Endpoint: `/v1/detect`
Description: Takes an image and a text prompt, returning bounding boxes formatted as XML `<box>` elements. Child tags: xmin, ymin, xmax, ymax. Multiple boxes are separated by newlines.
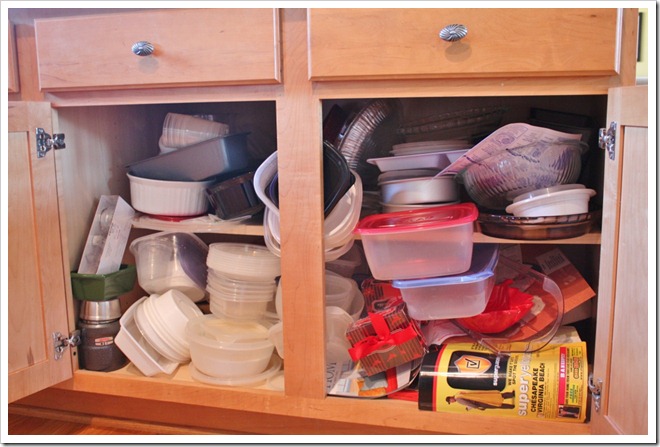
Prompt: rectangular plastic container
<box><xmin>126</xmin><ymin>132</ymin><xmax>253</xmax><ymax>181</ymax></box>
<box><xmin>353</xmin><ymin>203</ymin><xmax>478</xmax><ymax>280</ymax></box>
<box><xmin>392</xmin><ymin>243</ymin><xmax>499</xmax><ymax>320</ymax></box>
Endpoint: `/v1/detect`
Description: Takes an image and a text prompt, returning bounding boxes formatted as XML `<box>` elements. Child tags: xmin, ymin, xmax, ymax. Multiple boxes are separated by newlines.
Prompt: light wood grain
<box><xmin>8</xmin><ymin>22</ymin><xmax>20</xmax><ymax>92</ymax></box>
<box><xmin>34</xmin><ymin>9</ymin><xmax>281</xmax><ymax>91</ymax></box>
<box><xmin>591</xmin><ymin>86</ymin><xmax>649</xmax><ymax>435</ymax></box>
<box><xmin>8</xmin><ymin>102</ymin><xmax>73</xmax><ymax>402</ymax></box>
<box><xmin>309</xmin><ymin>9</ymin><xmax>619</xmax><ymax>81</ymax></box>
<box><xmin>7</xmin><ymin>6</ymin><xmax>644</xmax><ymax>436</ymax></box>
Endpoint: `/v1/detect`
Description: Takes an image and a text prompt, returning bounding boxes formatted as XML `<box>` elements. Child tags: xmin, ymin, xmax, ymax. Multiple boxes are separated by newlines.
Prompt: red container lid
<box><xmin>354</xmin><ymin>202</ymin><xmax>478</xmax><ymax>235</ymax></box>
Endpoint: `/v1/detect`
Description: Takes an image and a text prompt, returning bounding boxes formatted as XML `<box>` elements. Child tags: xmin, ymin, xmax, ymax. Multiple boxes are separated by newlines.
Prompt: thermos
<box><xmin>78</xmin><ymin>299</ymin><xmax>127</xmax><ymax>372</ymax></box>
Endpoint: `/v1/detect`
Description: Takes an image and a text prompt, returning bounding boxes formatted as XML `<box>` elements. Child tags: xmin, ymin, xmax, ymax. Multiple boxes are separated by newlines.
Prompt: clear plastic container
<box><xmin>186</xmin><ymin>315</ymin><xmax>274</xmax><ymax>378</ymax></box>
<box><xmin>354</xmin><ymin>203</ymin><xmax>478</xmax><ymax>280</ymax></box>
<box><xmin>392</xmin><ymin>244</ymin><xmax>500</xmax><ymax>320</ymax></box>
<box><xmin>130</xmin><ymin>232</ymin><xmax>209</xmax><ymax>302</ymax></box>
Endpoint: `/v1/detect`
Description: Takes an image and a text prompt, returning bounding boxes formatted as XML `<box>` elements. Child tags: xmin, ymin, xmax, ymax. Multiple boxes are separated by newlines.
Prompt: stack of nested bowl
<box><xmin>254</xmin><ymin>147</ymin><xmax>363</xmax><ymax>262</ymax></box>
<box><xmin>205</xmin><ymin>243</ymin><xmax>280</xmax><ymax>322</ymax></box>
<box><xmin>185</xmin><ymin>314</ymin><xmax>281</xmax><ymax>387</ymax></box>
<box><xmin>367</xmin><ymin>140</ymin><xmax>470</xmax><ymax>213</ymax></box>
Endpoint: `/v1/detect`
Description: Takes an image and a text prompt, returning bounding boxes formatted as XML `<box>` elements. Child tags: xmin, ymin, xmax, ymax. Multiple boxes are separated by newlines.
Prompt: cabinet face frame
<box><xmin>6</xmin><ymin>6</ymin><xmax>647</xmax><ymax>436</ymax></box>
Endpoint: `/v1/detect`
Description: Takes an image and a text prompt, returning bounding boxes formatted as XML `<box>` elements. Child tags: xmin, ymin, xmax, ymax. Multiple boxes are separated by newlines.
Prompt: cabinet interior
<box><xmin>55</xmin><ymin>93</ymin><xmax>606</xmax><ymax>389</ymax></box>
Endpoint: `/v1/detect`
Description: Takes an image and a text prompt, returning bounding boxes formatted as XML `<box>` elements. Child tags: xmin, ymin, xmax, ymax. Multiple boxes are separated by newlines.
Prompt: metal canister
<box><xmin>78</xmin><ymin>299</ymin><xmax>127</xmax><ymax>372</ymax></box>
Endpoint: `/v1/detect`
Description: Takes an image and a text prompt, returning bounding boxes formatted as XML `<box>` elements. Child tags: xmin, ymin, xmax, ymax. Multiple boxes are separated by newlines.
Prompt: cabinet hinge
<box><xmin>52</xmin><ymin>330</ymin><xmax>81</xmax><ymax>360</ymax></box>
<box><xmin>36</xmin><ymin>128</ymin><xmax>65</xmax><ymax>158</ymax></box>
<box><xmin>588</xmin><ymin>373</ymin><xmax>603</xmax><ymax>413</ymax></box>
<box><xmin>598</xmin><ymin>121</ymin><xmax>617</xmax><ymax>161</ymax></box>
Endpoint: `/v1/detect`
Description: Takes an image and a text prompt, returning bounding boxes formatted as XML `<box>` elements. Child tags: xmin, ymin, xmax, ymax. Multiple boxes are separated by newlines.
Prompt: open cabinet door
<box><xmin>591</xmin><ymin>86</ymin><xmax>651</xmax><ymax>435</ymax></box>
<box><xmin>7</xmin><ymin>102</ymin><xmax>73</xmax><ymax>403</ymax></box>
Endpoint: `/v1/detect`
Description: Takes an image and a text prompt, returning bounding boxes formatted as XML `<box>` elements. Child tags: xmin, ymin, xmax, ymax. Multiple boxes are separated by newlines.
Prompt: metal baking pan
<box><xmin>126</xmin><ymin>132</ymin><xmax>254</xmax><ymax>182</ymax></box>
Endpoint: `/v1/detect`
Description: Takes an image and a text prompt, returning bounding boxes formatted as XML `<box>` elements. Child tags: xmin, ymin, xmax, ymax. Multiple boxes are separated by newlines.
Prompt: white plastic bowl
<box><xmin>186</xmin><ymin>315</ymin><xmax>274</xmax><ymax>378</ymax></box>
<box><xmin>379</xmin><ymin>174</ymin><xmax>460</xmax><ymax>205</ymax></box>
<box><xmin>207</xmin><ymin>243</ymin><xmax>281</xmax><ymax>281</ymax></box>
<box><xmin>505</xmin><ymin>186</ymin><xmax>596</xmax><ymax>217</ymax></box>
<box><xmin>161</xmin><ymin>112</ymin><xmax>230</xmax><ymax>149</ymax></box>
<box><xmin>127</xmin><ymin>173</ymin><xmax>214</xmax><ymax>217</ymax></box>
<box><xmin>142</xmin><ymin>290</ymin><xmax>203</xmax><ymax>362</ymax></box>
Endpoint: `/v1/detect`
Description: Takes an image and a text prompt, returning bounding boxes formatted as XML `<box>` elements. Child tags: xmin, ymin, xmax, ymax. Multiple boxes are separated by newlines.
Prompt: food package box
<box><xmin>500</xmin><ymin>245</ymin><xmax>596</xmax><ymax>317</ymax></box>
<box><xmin>78</xmin><ymin>196</ymin><xmax>135</xmax><ymax>275</ymax></box>
<box><xmin>418</xmin><ymin>340</ymin><xmax>588</xmax><ymax>422</ymax></box>
<box><xmin>346</xmin><ymin>301</ymin><xmax>426</xmax><ymax>377</ymax></box>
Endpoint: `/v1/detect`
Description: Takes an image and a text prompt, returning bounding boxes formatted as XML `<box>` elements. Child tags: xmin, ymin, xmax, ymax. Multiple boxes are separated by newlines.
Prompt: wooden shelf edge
<box><xmin>40</xmin><ymin>369</ymin><xmax>593</xmax><ymax>435</ymax></box>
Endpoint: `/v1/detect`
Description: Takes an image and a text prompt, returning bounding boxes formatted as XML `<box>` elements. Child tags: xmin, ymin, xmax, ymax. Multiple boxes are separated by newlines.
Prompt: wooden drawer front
<box><xmin>35</xmin><ymin>9</ymin><xmax>280</xmax><ymax>90</ymax></box>
<box><xmin>308</xmin><ymin>8</ymin><xmax>620</xmax><ymax>81</ymax></box>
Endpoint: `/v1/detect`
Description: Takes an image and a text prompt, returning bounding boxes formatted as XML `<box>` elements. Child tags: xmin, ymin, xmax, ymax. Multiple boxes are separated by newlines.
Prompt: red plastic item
<box><xmin>456</xmin><ymin>279</ymin><xmax>534</xmax><ymax>334</ymax></box>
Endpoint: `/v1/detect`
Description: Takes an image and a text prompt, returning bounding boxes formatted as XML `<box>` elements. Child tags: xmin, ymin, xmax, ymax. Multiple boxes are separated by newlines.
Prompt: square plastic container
<box><xmin>353</xmin><ymin>203</ymin><xmax>478</xmax><ymax>280</ymax></box>
<box><xmin>392</xmin><ymin>244</ymin><xmax>500</xmax><ymax>320</ymax></box>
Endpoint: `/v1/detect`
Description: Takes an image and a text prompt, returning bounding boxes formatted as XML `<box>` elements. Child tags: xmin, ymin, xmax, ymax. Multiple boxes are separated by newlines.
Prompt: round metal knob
<box><xmin>131</xmin><ymin>41</ymin><xmax>154</xmax><ymax>56</ymax></box>
<box><xmin>439</xmin><ymin>24</ymin><xmax>468</xmax><ymax>42</ymax></box>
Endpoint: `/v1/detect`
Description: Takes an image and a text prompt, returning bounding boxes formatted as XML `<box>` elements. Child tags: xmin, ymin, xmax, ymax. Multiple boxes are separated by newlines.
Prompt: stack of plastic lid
<box><xmin>206</xmin><ymin>243</ymin><xmax>280</xmax><ymax>322</ymax></box>
<box><xmin>115</xmin><ymin>289</ymin><xmax>204</xmax><ymax>376</ymax></box>
<box><xmin>254</xmin><ymin>151</ymin><xmax>363</xmax><ymax>262</ymax></box>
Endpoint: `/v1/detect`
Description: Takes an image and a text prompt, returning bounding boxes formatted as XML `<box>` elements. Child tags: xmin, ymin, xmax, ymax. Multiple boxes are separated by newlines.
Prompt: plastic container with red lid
<box><xmin>354</xmin><ymin>202</ymin><xmax>478</xmax><ymax>280</ymax></box>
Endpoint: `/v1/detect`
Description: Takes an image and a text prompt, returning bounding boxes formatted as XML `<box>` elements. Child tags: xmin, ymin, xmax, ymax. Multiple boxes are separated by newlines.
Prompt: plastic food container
<box><xmin>379</xmin><ymin>174</ymin><xmax>460</xmax><ymax>205</ymax></box>
<box><xmin>115</xmin><ymin>296</ymin><xmax>179</xmax><ymax>376</ymax></box>
<box><xmin>127</xmin><ymin>174</ymin><xmax>214</xmax><ymax>218</ymax></box>
<box><xmin>207</xmin><ymin>274</ymin><xmax>276</xmax><ymax>321</ymax></box>
<box><xmin>381</xmin><ymin>200</ymin><xmax>459</xmax><ymax>214</ymax></box>
<box><xmin>126</xmin><ymin>132</ymin><xmax>252</xmax><ymax>182</ymax></box>
<box><xmin>453</xmin><ymin>255</ymin><xmax>564</xmax><ymax>354</ymax></box>
<box><xmin>392</xmin><ymin>244</ymin><xmax>500</xmax><ymax>320</ymax></box>
<box><xmin>135</xmin><ymin>290</ymin><xmax>204</xmax><ymax>363</ymax></box>
<box><xmin>505</xmin><ymin>184</ymin><xmax>596</xmax><ymax>217</ymax></box>
<box><xmin>207</xmin><ymin>243</ymin><xmax>281</xmax><ymax>282</ymax></box>
<box><xmin>206</xmin><ymin>171</ymin><xmax>264</xmax><ymax>220</ymax></box>
<box><xmin>354</xmin><ymin>203</ymin><xmax>478</xmax><ymax>280</ymax></box>
<box><xmin>186</xmin><ymin>315</ymin><xmax>275</xmax><ymax>378</ymax></box>
<box><xmin>130</xmin><ymin>232</ymin><xmax>209</xmax><ymax>302</ymax></box>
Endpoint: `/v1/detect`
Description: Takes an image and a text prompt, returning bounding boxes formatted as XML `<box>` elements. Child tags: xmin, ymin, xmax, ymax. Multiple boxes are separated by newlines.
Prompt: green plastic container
<box><xmin>71</xmin><ymin>264</ymin><xmax>137</xmax><ymax>301</ymax></box>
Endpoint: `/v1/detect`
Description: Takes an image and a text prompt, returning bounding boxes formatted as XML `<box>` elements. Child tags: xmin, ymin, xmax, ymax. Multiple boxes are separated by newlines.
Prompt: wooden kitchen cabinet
<box><xmin>33</xmin><ymin>9</ymin><xmax>281</xmax><ymax>91</ymax></box>
<box><xmin>8</xmin><ymin>21</ymin><xmax>19</xmax><ymax>92</ymax></box>
<box><xmin>6</xmin><ymin>7</ymin><xmax>651</xmax><ymax>437</ymax></box>
<box><xmin>308</xmin><ymin>9</ymin><xmax>620</xmax><ymax>81</ymax></box>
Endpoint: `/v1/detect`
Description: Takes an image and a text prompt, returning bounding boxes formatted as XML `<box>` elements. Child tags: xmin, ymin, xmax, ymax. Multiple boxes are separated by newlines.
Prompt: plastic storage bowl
<box><xmin>505</xmin><ymin>184</ymin><xmax>596</xmax><ymax>217</ymax></box>
<box><xmin>354</xmin><ymin>203</ymin><xmax>478</xmax><ymax>280</ymax></box>
<box><xmin>127</xmin><ymin>173</ymin><xmax>214</xmax><ymax>218</ymax></box>
<box><xmin>160</xmin><ymin>112</ymin><xmax>230</xmax><ymax>149</ymax></box>
<box><xmin>186</xmin><ymin>315</ymin><xmax>275</xmax><ymax>378</ymax></box>
<box><xmin>207</xmin><ymin>242</ymin><xmax>281</xmax><ymax>282</ymax></box>
<box><xmin>379</xmin><ymin>174</ymin><xmax>460</xmax><ymax>205</ymax></box>
<box><xmin>392</xmin><ymin>244</ymin><xmax>500</xmax><ymax>320</ymax></box>
<box><xmin>458</xmin><ymin>139</ymin><xmax>587</xmax><ymax>210</ymax></box>
<box><xmin>207</xmin><ymin>273</ymin><xmax>276</xmax><ymax>321</ymax></box>
<box><xmin>130</xmin><ymin>232</ymin><xmax>209</xmax><ymax>302</ymax></box>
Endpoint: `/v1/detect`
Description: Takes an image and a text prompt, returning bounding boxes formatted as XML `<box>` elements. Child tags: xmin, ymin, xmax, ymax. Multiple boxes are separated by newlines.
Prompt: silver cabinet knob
<box><xmin>439</xmin><ymin>24</ymin><xmax>468</xmax><ymax>42</ymax></box>
<box><xmin>131</xmin><ymin>41</ymin><xmax>154</xmax><ymax>56</ymax></box>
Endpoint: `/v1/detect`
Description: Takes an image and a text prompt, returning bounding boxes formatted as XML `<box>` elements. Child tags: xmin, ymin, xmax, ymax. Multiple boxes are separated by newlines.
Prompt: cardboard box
<box><xmin>500</xmin><ymin>245</ymin><xmax>596</xmax><ymax>317</ymax></box>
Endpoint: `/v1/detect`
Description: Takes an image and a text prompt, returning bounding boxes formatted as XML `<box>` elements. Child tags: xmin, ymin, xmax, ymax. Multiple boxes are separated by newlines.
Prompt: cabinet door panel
<box><xmin>8</xmin><ymin>102</ymin><xmax>72</xmax><ymax>403</ymax></box>
<box><xmin>35</xmin><ymin>9</ymin><xmax>281</xmax><ymax>91</ymax></box>
<box><xmin>591</xmin><ymin>86</ymin><xmax>649</xmax><ymax>435</ymax></box>
<box><xmin>308</xmin><ymin>8</ymin><xmax>620</xmax><ymax>81</ymax></box>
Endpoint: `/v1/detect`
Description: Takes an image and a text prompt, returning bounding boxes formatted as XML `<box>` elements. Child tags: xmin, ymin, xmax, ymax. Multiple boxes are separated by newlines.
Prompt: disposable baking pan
<box><xmin>126</xmin><ymin>132</ymin><xmax>253</xmax><ymax>181</ymax></box>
